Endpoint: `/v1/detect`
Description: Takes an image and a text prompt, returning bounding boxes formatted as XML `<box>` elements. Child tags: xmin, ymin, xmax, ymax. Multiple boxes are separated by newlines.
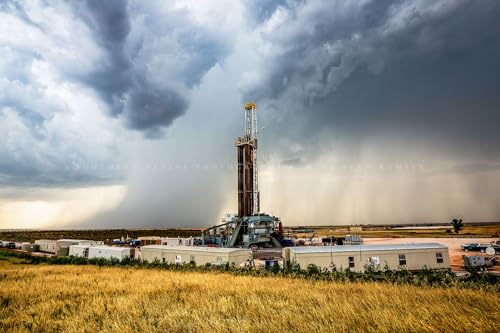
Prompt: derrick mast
<box><xmin>235</xmin><ymin>102</ymin><xmax>259</xmax><ymax>217</ymax></box>
<box><xmin>202</xmin><ymin>102</ymin><xmax>281</xmax><ymax>248</ymax></box>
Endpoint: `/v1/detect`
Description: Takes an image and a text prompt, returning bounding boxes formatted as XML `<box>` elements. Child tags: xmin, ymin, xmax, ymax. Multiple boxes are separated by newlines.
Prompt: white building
<box><xmin>35</xmin><ymin>239</ymin><xmax>57</xmax><ymax>253</ymax></box>
<box><xmin>141</xmin><ymin>245</ymin><xmax>252</xmax><ymax>267</ymax></box>
<box><xmin>88</xmin><ymin>246</ymin><xmax>133</xmax><ymax>260</ymax></box>
<box><xmin>69</xmin><ymin>245</ymin><xmax>91</xmax><ymax>258</ymax></box>
<box><xmin>283</xmin><ymin>243</ymin><xmax>450</xmax><ymax>272</ymax></box>
<box><xmin>160</xmin><ymin>237</ymin><xmax>195</xmax><ymax>246</ymax></box>
<box><xmin>35</xmin><ymin>239</ymin><xmax>102</xmax><ymax>254</ymax></box>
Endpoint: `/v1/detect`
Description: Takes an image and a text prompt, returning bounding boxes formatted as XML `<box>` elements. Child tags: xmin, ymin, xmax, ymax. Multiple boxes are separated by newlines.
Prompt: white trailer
<box><xmin>160</xmin><ymin>237</ymin><xmax>194</xmax><ymax>246</ymax></box>
<box><xmin>141</xmin><ymin>245</ymin><xmax>252</xmax><ymax>267</ymax></box>
<box><xmin>88</xmin><ymin>246</ymin><xmax>133</xmax><ymax>260</ymax></box>
<box><xmin>69</xmin><ymin>245</ymin><xmax>90</xmax><ymax>258</ymax></box>
<box><xmin>35</xmin><ymin>239</ymin><xmax>57</xmax><ymax>253</ymax></box>
<box><xmin>283</xmin><ymin>243</ymin><xmax>450</xmax><ymax>272</ymax></box>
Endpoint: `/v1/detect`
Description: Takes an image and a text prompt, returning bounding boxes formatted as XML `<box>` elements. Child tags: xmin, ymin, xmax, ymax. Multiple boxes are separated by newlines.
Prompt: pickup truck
<box><xmin>461</xmin><ymin>243</ymin><xmax>489</xmax><ymax>252</ymax></box>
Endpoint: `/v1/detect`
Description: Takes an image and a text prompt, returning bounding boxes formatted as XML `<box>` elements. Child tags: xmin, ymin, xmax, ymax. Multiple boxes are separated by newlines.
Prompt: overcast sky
<box><xmin>1</xmin><ymin>0</ymin><xmax>499</xmax><ymax>229</ymax></box>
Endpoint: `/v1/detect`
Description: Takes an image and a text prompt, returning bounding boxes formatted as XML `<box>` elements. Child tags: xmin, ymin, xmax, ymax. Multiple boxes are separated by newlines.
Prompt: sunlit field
<box><xmin>0</xmin><ymin>261</ymin><xmax>498</xmax><ymax>333</ymax></box>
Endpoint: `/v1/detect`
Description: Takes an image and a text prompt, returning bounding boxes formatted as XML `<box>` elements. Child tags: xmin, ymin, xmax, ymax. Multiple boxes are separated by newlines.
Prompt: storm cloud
<box><xmin>0</xmin><ymin>0</ymin><xmax>228</xmax><ymax>186</ymax></box>
<box><xmin>72</xmin><ymin>0</ymin><xmax>224</xmax><ymax>136</ymax></box>
<box><xmin>244</xmin><ymin>0</ymin><xmax>500</xmax><ymax>163</ymax></box>
<box><xmin>1</xmin><ymin>0</ymin><xmax>499</xmax><ymax>227</ymax></box>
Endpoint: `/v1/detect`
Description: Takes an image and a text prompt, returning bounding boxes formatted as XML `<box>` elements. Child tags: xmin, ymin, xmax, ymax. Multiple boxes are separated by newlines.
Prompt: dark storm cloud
<box><xmin>0</xmin><ymin>0</ymin><xmax>229</xmax><ymax>188</ymax></box>
<box><xmin>70</xmin><ymin>0</ymin><xmax>189</xmax><ymax>135</ymax></box>
<box><xmin>74</xmin><ymin>0</ymin><xmax>133</xmax><ymax>115</ymax></box>
<box><xmin>124</xmin><ymin>81</ymin><xmax>187</xmax><ymax>137</ymax></box>
<box><xmin>247</xmin><ymin>0</ymin><xmax>500</xmax><ymax>164</ymax></box>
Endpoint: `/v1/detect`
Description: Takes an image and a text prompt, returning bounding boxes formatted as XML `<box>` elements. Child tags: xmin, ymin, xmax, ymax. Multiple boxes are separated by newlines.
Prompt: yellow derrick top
<box><xmin>244</xmin><ymin>102</ymin><xmax>256</xmax><ymax>110</ymax></box>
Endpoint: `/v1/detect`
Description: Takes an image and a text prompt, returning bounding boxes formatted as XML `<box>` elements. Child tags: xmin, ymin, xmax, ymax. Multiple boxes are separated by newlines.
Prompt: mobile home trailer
<box><xmin>283</xmin><ymin>243</ymin><xmax>450</xmax><ymax>272</ymax></box>
<box><xmin>35</xmin><ymin>240</ymin><xmax>57</xmax><ymax>253</ymax></box>
<box><xmin>141</xmin><ymin>245</ymin><xmax>252</xmax><ymax>267</ymax></box>
<box><xmin>35</xmin><ymin>239</ymin><xmax>101</xmax><ymax>254</ymax></box>
<box><xmin>69</xmin><ymin>245</ymin><xmax>90</xmax><ymax>258</ymax></box>
<box><xmin>160</xmin><ymin>237</ymin><xmax>195</xmax><ymax>246</ymax></box>
<box><xmin>88</xmin><ymin>246</ymin><xmax>133</xmax><ymax>260</ymax></box>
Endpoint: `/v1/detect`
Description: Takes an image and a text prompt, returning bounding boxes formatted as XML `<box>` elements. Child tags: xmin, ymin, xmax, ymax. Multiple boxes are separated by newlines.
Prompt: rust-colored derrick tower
<box><xmin>235</xmin><ymin>102</ymin><xmax>259</xmax><ymax>217</ymax></box>
<box><xmin>202</xmin><ymin>102</ymin><xmax>281</xmax><ymax>248</ymax></box>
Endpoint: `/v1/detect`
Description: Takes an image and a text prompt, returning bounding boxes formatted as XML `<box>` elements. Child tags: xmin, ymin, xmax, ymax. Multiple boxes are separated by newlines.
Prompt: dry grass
<box><xmin>0</xmin><ymin>262</ymin><xmax>498</xmax><ymax>333</ymax></box>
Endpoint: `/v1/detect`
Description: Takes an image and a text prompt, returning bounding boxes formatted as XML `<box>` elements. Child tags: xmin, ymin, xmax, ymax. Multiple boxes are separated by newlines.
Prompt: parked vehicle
<box><xmin>7</xmin><ymin>242</ymin><xmax>16</xmax><ymax>249</ymax></box>
<box><xmin>280</xmin><ymin>239</ymin><xmax>295</xmax><ymax>247</ymax></box>
<box><xmin>461</xmin><ymin>243</ymin><xmax>488</xmax><ymax>252</ymax></box>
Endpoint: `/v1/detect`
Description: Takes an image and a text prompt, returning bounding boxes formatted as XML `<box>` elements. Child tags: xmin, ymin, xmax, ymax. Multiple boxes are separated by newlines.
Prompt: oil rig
<box><xmin>202</xmin><ymin>103</ymin><xmax>282</xmax><ymax>248</ymax></box>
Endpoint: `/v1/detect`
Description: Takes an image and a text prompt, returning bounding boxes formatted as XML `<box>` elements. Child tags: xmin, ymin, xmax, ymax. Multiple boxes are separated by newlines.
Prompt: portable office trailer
<box><xmin>35</xmin><ymin>240</ymin><xmax>57</xmax><ymax>253</ymax></box>
<box><xmin>56</xmin><ymin>239</ymin><xmax>89</xmax><ymax>251</ymax></box>
<box><xmin>283</xmin><ymin>243</ymin><xmax>450</xmax><ymax>272</ymax></box>
<box><xmin>54</xmin><ymin>239</ymin><xmax>100</xmax><ymax>255</ymax></box>
<box><xmin>141</xmin><ymin>246</ymin><xmax>252</xmax><ymax>267</ymax></box>
<box><xmin>88</xmin><ymin>246</ymin><xmax>133</xmax><ymax>260</ymax></box>
<box><xmin>69</xmin><ymin>245</ymin><xmax>90</xmax><ymax>258</ymax></box>
<box><xmin>160</xmin><ymin>237</ymin><xmax>194</xmax><ymax>246</ymax></box>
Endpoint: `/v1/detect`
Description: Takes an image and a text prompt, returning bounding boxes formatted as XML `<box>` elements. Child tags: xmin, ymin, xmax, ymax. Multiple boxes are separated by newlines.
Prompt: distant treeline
<box><xmin>0</xmin><ymin>229</ymin><xmax>201</xmax><ymax>243</ymax></box>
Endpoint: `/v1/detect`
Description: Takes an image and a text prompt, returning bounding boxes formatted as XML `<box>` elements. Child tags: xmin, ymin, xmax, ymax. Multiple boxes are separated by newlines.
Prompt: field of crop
<box><xmin>0</xmin><ymin>260</ymin><xmax>498</xmax><ymax>332</ymax></box>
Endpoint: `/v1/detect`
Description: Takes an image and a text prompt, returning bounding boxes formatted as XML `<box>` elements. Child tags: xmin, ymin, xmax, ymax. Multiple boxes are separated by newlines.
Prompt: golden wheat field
<box><xmin>0</xmin><ymin>261</ymin><xmax>499</xmax><ymax>333</ymax></box>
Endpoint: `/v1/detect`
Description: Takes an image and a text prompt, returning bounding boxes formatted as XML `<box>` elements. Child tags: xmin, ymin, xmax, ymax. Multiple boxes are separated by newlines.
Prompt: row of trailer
<box><xmin>4</xmin><ymin>237</ymin><xmax>452</xmax><ymax>271</ymax></box>
<box><xmin>137</xmin><ymin>243</ymin><xmax>450</xmax><ymax>271</ymax></box>
<box><xmin>35</xmin><ymin>239</ymin><xmax>103</xmax><ymax>256</ymax></box>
